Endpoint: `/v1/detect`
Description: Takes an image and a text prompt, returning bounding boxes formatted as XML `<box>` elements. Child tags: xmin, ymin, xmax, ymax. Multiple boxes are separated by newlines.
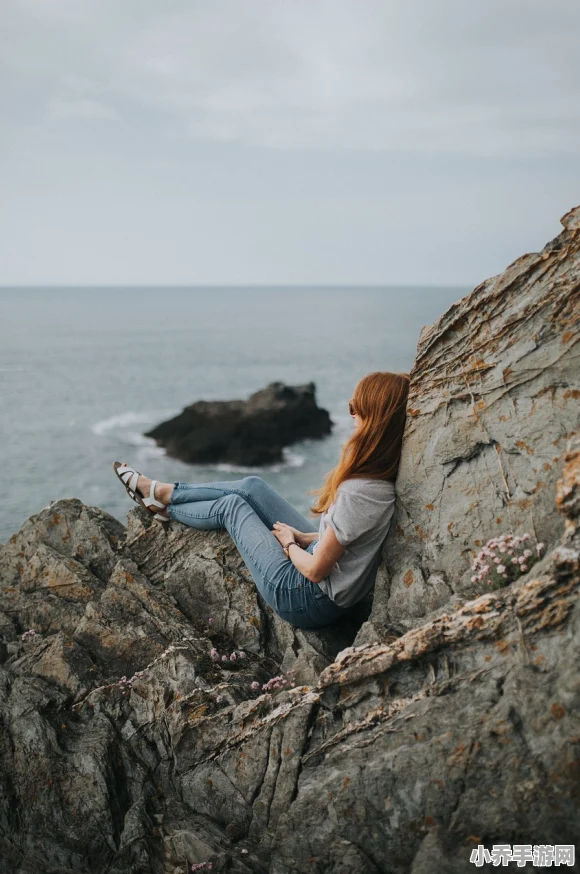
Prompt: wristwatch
<box><xmin>283</xmin><ymin>540</ymin><xmax>298</xmax><ymax>557</ymax></box>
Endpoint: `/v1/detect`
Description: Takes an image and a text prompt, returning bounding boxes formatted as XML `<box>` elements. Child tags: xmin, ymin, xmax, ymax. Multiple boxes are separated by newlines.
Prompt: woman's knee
<box><xmin>243</xmin><ymin>475</ymin><xmax>266</xmax><ymax>493</ymax></box>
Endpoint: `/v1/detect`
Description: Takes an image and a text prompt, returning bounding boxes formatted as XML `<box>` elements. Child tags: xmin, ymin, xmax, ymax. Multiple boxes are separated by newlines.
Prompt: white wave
<box><xmin>214</xmin><ymin>447</ymin><xmax>306</xmax><ymax>475</ymax></box>
<box><xmin>91</xmin><ymin>409</ymin><xmax>176</xmax><ymax>436</ymax></box>
<box><xmin>91</xmin><ymin>411</ymin><xmax>152</xmax><ymax>436</ymax></box>
<box><xmin>119</xmin><ymin>431</ymin><xmax>167</xmax><ymax>459</ymax></box>
<box><xmin>134</xmin><ymin>441</ymin><xmax>166</xmax><ymax>460</ymax></box>
<box><xmin>126</xmin><ymin>431</ymin><xmax>158</xmax><ymax>447</ymax></box>
<box><xmin>283</xmin><ymin>449</ymin><xmax>306</xmax><ymax>468</ymax></box>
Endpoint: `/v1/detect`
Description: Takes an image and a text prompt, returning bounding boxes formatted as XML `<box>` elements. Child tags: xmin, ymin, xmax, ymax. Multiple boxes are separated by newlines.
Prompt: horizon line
<box><xmin>0</xmin><ymin>282</ymin><xmax>472</xmax><ymax>290</ymax></box>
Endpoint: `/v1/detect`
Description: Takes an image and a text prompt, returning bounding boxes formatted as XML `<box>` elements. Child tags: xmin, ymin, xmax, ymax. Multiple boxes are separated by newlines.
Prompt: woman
<box><xmin>113</xmin><ymin>371</ymin><xmax>410</xmax><ymax>630</ymax></box>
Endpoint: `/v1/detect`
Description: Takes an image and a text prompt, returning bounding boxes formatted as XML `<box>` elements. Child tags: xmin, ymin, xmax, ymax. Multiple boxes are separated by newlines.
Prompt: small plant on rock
<box><xmin>471</xmin><ymin>533</ymin><xmax>545</xmax><ymax>591</ymax></box>
<box><xmin>255</xmin><ymin>669</ymin><xmax>297</xmax><ymax>694</ymax></box>
<box><xmin>210</xmin><ymin>646</ymin><xmax>247</xmax><ymax>665</ymax></box>
<box><xmin>117</xmin><ymin>669</ymin><xmax>147</xmax><ymax>695</ymax></box>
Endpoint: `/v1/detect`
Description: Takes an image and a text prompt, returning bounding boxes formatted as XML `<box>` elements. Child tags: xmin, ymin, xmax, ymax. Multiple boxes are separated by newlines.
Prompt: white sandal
<box><xmin>113</xmin><ymin>461</ymin><xmax>170</xmax><ymax>522</ymax></box>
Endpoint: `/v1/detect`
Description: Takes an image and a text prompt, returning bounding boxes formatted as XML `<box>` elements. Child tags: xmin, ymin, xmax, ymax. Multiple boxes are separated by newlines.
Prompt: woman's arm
<box><xmin>287</xmin><ymin>526</ymin><xmax>346</xmax><ymax>584</ymax></box>
<box><xmin>275</xmin><ymin>526</ymin><xmax>319</xmax><ymax>548</ymax></box>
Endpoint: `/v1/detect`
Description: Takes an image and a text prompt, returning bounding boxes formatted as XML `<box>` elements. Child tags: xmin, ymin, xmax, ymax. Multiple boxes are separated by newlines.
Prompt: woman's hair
<box><xmin>308</xmin><ymin>371</ymin><xmax>410</xmax><ymax>516</ymax></box>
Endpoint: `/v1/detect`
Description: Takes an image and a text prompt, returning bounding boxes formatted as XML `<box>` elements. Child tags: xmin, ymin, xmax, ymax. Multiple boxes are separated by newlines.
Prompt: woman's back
<box><xmin>313</xmin><ymin>477</ymin><xmax>396</xmax><ymax>607</ymax></box>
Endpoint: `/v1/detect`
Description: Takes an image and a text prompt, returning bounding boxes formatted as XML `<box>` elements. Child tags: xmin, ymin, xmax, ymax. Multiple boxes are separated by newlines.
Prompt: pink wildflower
<box><xmin>262</xmin><ymin>675</ymin><xmax>288</xmax><ymax>692</ymax></box>
<box><xmin>251</xmin><ymin>681</ymin><xmax>260</xmax><ymax>690</ymax></box>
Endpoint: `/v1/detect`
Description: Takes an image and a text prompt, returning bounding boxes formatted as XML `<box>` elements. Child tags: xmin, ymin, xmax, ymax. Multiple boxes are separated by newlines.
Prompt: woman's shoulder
<box><xmin>338</xmin><ymin>477</ymin><xmax>396</xmax><ymax>496</ymax></box>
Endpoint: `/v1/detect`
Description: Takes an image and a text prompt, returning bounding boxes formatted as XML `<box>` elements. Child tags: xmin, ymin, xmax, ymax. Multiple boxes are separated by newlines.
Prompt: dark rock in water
<box><xmin>144</xmin><ymin>380</ymin><xmax>333</xmax><ymax>466</ymax></box>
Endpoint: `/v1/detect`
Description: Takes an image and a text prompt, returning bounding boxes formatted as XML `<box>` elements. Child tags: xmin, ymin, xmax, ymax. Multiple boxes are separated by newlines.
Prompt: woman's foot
<box><xmin>133</xmin><ymin>472</ymin><xmax>173</xmax><ymax>507</ymax></box>
<box><xmin>115</xmin><ymin>462</ymin><xmax>174</xmax><ymax>520</ymax></box>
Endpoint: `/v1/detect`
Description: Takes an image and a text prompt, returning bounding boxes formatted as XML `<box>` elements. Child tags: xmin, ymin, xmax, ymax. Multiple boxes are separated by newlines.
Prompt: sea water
<box><xmin>0</xmin><ymin>286</ymin><xmax>467</xmax><ymax>542</ymax></box>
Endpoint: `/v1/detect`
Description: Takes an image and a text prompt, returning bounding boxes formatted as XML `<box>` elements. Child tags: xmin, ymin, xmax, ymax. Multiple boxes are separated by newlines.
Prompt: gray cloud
<box><xmin>1</xmin><ymin>0</ymin><xmax>579</xmax><ymax>284</ymax></box>
<box><xmin>3</xmin><ymin>0</ymin><xmax>579</xmax><ymax>154</ymax></box>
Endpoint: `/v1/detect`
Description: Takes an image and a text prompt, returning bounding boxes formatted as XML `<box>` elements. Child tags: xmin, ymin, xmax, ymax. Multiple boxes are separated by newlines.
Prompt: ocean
<box><xmin>0</xmin><ymin>286</ymin><xmax>467</xmax><ymax>543</ymax></box>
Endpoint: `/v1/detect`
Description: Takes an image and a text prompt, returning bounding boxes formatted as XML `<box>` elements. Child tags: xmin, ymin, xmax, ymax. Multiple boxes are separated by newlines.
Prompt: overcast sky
<box><xmin>1</xmin><ymin>0</ymin><xmax>579</xmax><ymax>286</ymax></box>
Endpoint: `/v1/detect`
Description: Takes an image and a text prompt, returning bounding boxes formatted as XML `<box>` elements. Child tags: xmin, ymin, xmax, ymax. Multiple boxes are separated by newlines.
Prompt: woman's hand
<box><xmin>272</xmin><ymin>522</ymin><xmax>305</xmax><ymax>549</ymax></box>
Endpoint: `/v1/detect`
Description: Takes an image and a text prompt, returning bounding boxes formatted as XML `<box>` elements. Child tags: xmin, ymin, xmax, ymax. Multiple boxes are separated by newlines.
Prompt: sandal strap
<box><xmin>124</xmin><ymin>471</ymin><xmax>139</xmax><ymax>493</ymax></box>
<box><xmin>116</xmin><ymin>464</ymin><xmax>141</xmax><ymax>498</ymax></box>
<box><xmin>142</xmin><ymin>479</ymin><xmax>166</xmax><ymax>510</ymax></box>
<box><xmin>115</xmin><ymin>463</ymin><xmax>167</xmax><ymax>516</ymax></box>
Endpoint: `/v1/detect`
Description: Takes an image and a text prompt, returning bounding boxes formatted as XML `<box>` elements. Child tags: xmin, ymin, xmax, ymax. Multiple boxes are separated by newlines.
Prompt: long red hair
<box><xmin>308</xmin><ymin>371</ymin><xmax>410</xmax><ymax>517</ymax></box>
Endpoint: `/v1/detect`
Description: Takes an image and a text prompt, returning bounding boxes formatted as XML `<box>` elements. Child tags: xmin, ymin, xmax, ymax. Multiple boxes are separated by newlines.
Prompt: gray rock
<box><xmin>358</xmin><ymin>204</ymin><xmax>580</xmax><ymax>642</ymax></box>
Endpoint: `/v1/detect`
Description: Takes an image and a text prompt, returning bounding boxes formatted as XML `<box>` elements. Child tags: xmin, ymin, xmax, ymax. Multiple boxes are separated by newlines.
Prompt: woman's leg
<box><xmin>168</xmin><ymin>490</ymin><xmax>306</xmax><ymax>616</ymax></box>
<box><xmin>168</xmin><ymin>482</ymin><xmax>350</xmax><ymax>629</ymax></box>
<box><xmin>168</xmin><ymin>475</ymin><xmax>314</xmax><ymax>533</ymax></box>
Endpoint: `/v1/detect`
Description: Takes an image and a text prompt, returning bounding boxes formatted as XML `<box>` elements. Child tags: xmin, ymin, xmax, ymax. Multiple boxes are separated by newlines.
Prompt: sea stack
<box><xmin>144</xmin><ymin>380</ymin><xmax>333</xmax><ymax>466</ymax></box>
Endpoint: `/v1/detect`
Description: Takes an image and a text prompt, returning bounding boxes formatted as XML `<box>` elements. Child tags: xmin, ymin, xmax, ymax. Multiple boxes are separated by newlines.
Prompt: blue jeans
<box><xmin>167</xmin><ymin>475</ymin><xmax>351</xmax><ymax>629</ymax></box>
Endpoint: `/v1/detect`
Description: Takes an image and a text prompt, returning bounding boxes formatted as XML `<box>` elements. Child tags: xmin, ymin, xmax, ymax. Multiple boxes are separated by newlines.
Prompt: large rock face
<box><xmin>0</xmin><ymin>495</ymin><xmax>374</xmax><ymax>873</ymax></box>
<box><xmin>144</xmin><ymin>381</ymin><xmax>332</xmax><ymax>466</ymax></box>
<box><xmin>0</xmin><ymin>207</ymin><xmax>579</xmax><ymax>874</ymax></box>
<box><xmin>355</xmin><ymin>205</ymin><xmax>580</xmax><ymax>645</ymax></box>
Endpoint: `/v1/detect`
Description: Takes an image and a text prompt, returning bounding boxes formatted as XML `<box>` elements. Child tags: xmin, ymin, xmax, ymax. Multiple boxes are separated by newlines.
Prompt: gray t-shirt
<box><xmin>312</xmin><ymin>477</ymin><xmax>396</xmax><ymax>608</ymax></box>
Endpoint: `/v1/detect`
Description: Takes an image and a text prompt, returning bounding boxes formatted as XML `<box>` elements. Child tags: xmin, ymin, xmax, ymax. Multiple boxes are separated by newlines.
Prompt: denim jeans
<box><xmin>167</xmin><ymin>475</ymin><xmax>351</xmax><ymax>629</ymax></box>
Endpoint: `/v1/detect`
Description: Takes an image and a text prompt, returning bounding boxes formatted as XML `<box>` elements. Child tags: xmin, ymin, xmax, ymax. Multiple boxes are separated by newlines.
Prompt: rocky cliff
<box><xmin>0</xmin><ymin>207</ymin><xmax>578</xmax><ymax>874</ymax></box>
<box><xmin>357</xmin><ymin>204</ymin><xmax>579</xmax><ymax>645</ymax></box>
